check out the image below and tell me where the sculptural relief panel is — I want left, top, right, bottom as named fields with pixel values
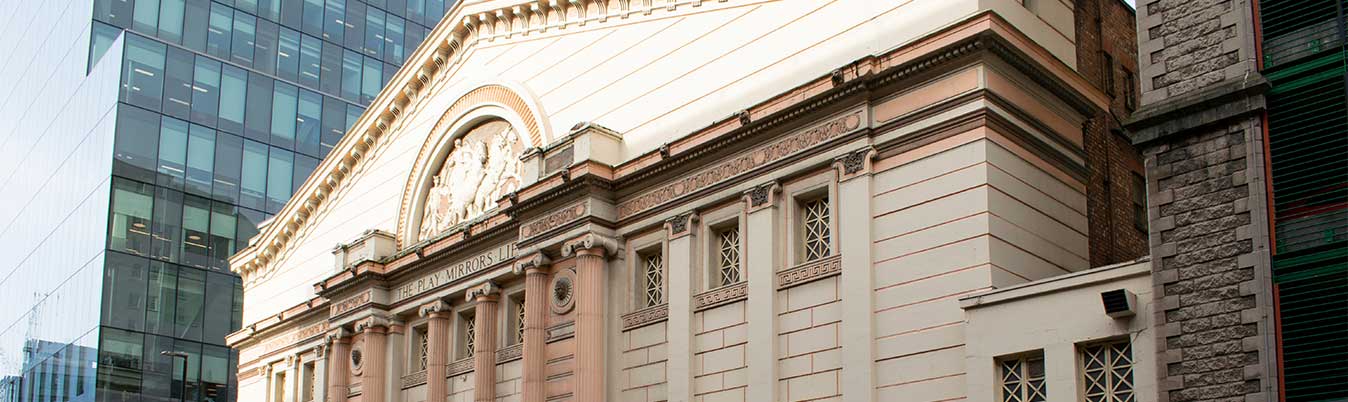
left=418, top=119, right=525, bottom=241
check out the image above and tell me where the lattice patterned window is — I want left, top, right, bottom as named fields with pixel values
left=462, top=315, right=476, bottom=358
left=1082, top=341, right=1135, bottom=402
left=416, top=327, right=429, bottom=371
left=716, top=227, right=742, bottom=287
left=642, top=251, right=665, bottom=307
left=999, top=353, right=1046, bottom=402
left=303, top=362, right=316, bottom=402
left=801, top=197, right=831, bottom=261
left=515, top=297, right=526, bottom=344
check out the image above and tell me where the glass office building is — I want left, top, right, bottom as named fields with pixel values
left=0, top=0, right=449, bottom=401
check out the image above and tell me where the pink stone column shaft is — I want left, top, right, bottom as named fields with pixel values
left=327, top=337, right=351, bottom=402
left=361, top=326, right=388, bottom=402
left=522, top=268, right=549, bottom=402
left=575, top=248, right=607, bottom=402
left=426, top=311, right=451, bottom=402
left=473, top=294, right=499, bottom=402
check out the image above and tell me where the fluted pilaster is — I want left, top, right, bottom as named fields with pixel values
left=523, top=266, right=549, bottom=402
left=574, top=247, right=607, bottom=402
left=327, top=335, right=351, bottom=402
left=361, top=326, right=388, bottom=402
left=421, top=301, right=452, bottom=402
left=471, top=283, right=500, bottom=402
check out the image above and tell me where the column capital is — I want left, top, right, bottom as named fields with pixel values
left=665, top=212, right=698, bottom=239
left=314, top=343, right=328, bottom=358
left=467, top=281, right=501, bottom=302
left=742, top=181, right=781, bottom=213
left=833, top=146, right=876, bottom=182
left=514, top=252, right=551, bottom=276
left=326, top=328, right=352, bottom=345
left=418, top=300, right=451, bottom=317
left=560, top=233, right=621, bottom=257
left=354, top=316, right=391, bottom=333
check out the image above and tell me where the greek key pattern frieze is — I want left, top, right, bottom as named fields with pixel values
left=693, top=281, right=748, bottom=312
left=400, top=371, right=428, bottom=389
left=448, top=358, right=475, bottom=377
left=621, top=303, right=669, bottom=331
left=617, top=111, right=863, bottom=219
left=777, top=254, right=843, bottom=290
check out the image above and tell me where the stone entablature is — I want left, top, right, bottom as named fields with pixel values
left=229, top=12, right=1121, bottom=402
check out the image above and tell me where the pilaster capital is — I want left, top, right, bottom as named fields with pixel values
left=353, top=315, right=391, bottom=333
left=742, top=181, right=781, bottom=213
left=513, top=251, right=551, bottom=275
left=314, top=343, right=328, bottom=358
left=418, top=300, right=451, bottom=317
left=560, top=233, right=621, bottom=257
left=467, top=281, right=501, bottom=302
left=665, top=212, right=698, bottom=239
left=833, top=146, right=876, bottom=182
left=326, top=328, right=353, bottom=345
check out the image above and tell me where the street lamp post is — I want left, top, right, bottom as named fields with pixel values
left=161, top=351, right=190, bottom=402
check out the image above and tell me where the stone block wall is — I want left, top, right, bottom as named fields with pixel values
left=620, top=321, right=669, bottom=402
left=1140, top=119, right=1274, bottom=402
left=776, top=276, right=842, bottom=402
left=693, top=300, right=748, bottom=402
left=1136, top=0, right=1256, bottom=104
left=495, top=359, right=523, bottom=401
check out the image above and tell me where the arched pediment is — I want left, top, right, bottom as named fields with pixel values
left=397, top=84, right=549, bottom=246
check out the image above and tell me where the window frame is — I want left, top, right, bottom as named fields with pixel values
left=625, top=230, right=668, bottom=310
left=1078, top=338, right=1136, bottom=402
left=996, top=350, right=1047, bottom=402
left=783, top=171, right=839, bottom=266
left=455, top=307, right=475, bottom=361
left=699, top=202, right=746, bottom=291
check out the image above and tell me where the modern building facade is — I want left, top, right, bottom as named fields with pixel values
left=0, top=0, right=449, bottom=401
left=225, top=1, right=1174, bottom=402
left=1126, top=1, right=1347, bottom=402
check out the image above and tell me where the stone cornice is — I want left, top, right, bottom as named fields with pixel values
left=1123, top=75, right=1269, bottom=146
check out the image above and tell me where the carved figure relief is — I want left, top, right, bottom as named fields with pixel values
left=418, top=119, right=524, bottom=241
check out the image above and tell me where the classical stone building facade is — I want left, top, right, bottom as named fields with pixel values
left=227, top=1, right=1167, bottom=402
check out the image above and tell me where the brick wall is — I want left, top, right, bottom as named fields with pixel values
left=1076, top=0, right=1150, bottom=267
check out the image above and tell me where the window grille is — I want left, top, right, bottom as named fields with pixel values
left=802, top=198, right=831, bottom=261
left=516, top=297, right=526, bottom=344
left=417, top=328, right=429, bottom=371
left=463, top=317, right=475, bottom=358
left=643, top=252, right=664, bottom=307
left=999, top=354, right=1046, bottom=402
left=717, top=227, right=742, bottom=286
left=1082, top=341, right=1135, bottom=402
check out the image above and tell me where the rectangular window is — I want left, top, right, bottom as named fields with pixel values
left=122, top=35, right=166, bottom=111
left=154, top=116, right=188, bottom=190
left=1102, top=52, right=1115, bottom=98
left=114, top=105, right=162, bottom=184
left=175, top=266, right=206, bottom=341
left=276, top=27, right=301, bottom=82
left=163, top=47, right=195, bottom=121
left=244, top=72, right=274, bottom=143
left=150, top=186, right=184, bottom=263
left=237, top=0, right=258, bottom=13
left=95, top=328, right=144, bottom=397
left=146, top=262, right=179, bottom=336
left=214, top=131, right=244, bottom=203
left=299, top=33, right=323, bottom=88
left=1081, top=341, right=1135, bottom=402
left=89, top=21, right=121, bottom=72
left=203, top=271, right=236, bottom=343
left=1132, top=173, right=1147, bottom=232
left=93, top=0, right=133, bottom=27
left=320, top=41, right=344, bottom=95
left=239, top=139, right=269, bottom=211
left=231, top=11, right=257, bottom=67
left=1124, top=69, right=1137, bottom=112
left=206, top=2, right=233, bottom=60
left=460, top=313, right=476, bottom=359
left=324, top=0, right=346, bottom=43
left=103, top=252, right=149, bottom=331
left=185, top=123, right=216, bottom=197
left=202, top=345, right=231, bottom=401
left=272, top=371, right=286, bottom=402
left=281, top=0, right=303, bottom=26
left=341, top=49, right=362, bottom=101
left=427, top=0, right=445, bottom=25
left=361, top=55, right=381, bottom=104
left=301, top=361, right=316, bottom=401
left=189, top=57, right=221, bottom=126
left=800, top=196, right=831, bottom=262
left=271, top=81, right=298, bottom=148
left=385, top=15, right=405, bottom=64
left=266, top=147, right=295, bottom=213
left=320, top=96, right=346, bottom=157
left=254, top=18, right=280, bottom=76
left=209, top=202, right=238, bottom=269
left=297, top=89, right=323, bottom=157
left=344, top=1, right=366, bottom=51
left=998, top=352, right=1046, bottom=402
left=641, top=249, right=664, bottom=307
left=181, top=195, right=212, bottom=269
left=159, top=0, right=186, bottom=44
left=303, top=0, right=325, bottom=35
left=133, top=0, right=161, bottom=34
left=415, top=325, right=430, bottom=372
left=258, top=0, right=281, bottom=21
left=183, top=0, right=210, bottom=52
left=364, top=7, right=385, bottom=58
left=715, top=226, right=742, bottom=287
left=219, top=64, right=248, bottom=135
left=406, top=0, right=425, bottom=26
left=515, top=296, right=526, bottom=345
left=111, top=178, right=155, bottom=256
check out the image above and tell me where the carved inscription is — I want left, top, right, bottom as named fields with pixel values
left=246, top=321, right=331, bottom=362
left=617, top=111, right=863, bottom=219
left=330, top=290, right=373, bottom=317
left=392, top=243, right=516, bottom=302
left=520, top=201, right=587, bottom=239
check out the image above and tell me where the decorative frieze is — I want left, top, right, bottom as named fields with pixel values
left=693, top=282, right=748, bottom=312
left=244, top=321, right=330, bottom=363
left=777, top=254, right=843, bottom=290
left=448, top=358, right=475, bottom=376
left=391, top=243, right=516, bottom=303
left=400, top=371, right=428, bottom=389
left=617, top=110, right=863, bottom=219
left=520, top=200, right=588, bottom=239
left=496, top=343, right=524, bottom=363
left=621, top=304, right=669, bottom=331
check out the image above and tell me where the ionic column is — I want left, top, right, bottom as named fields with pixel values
left=358, top=321, right=388, bottom=402
left=743, top=182, right=781, bottom=402
left=420, top=301, right=452, bottom=402
left=469, top=282, right=501, bottom=402
left=517, top=254, right=551, bottom=402
left=326, top=331, right=352, bottom=402
left=835, top=148, right=876, bottom=402
left=564, top=235, right=616, bottom=402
